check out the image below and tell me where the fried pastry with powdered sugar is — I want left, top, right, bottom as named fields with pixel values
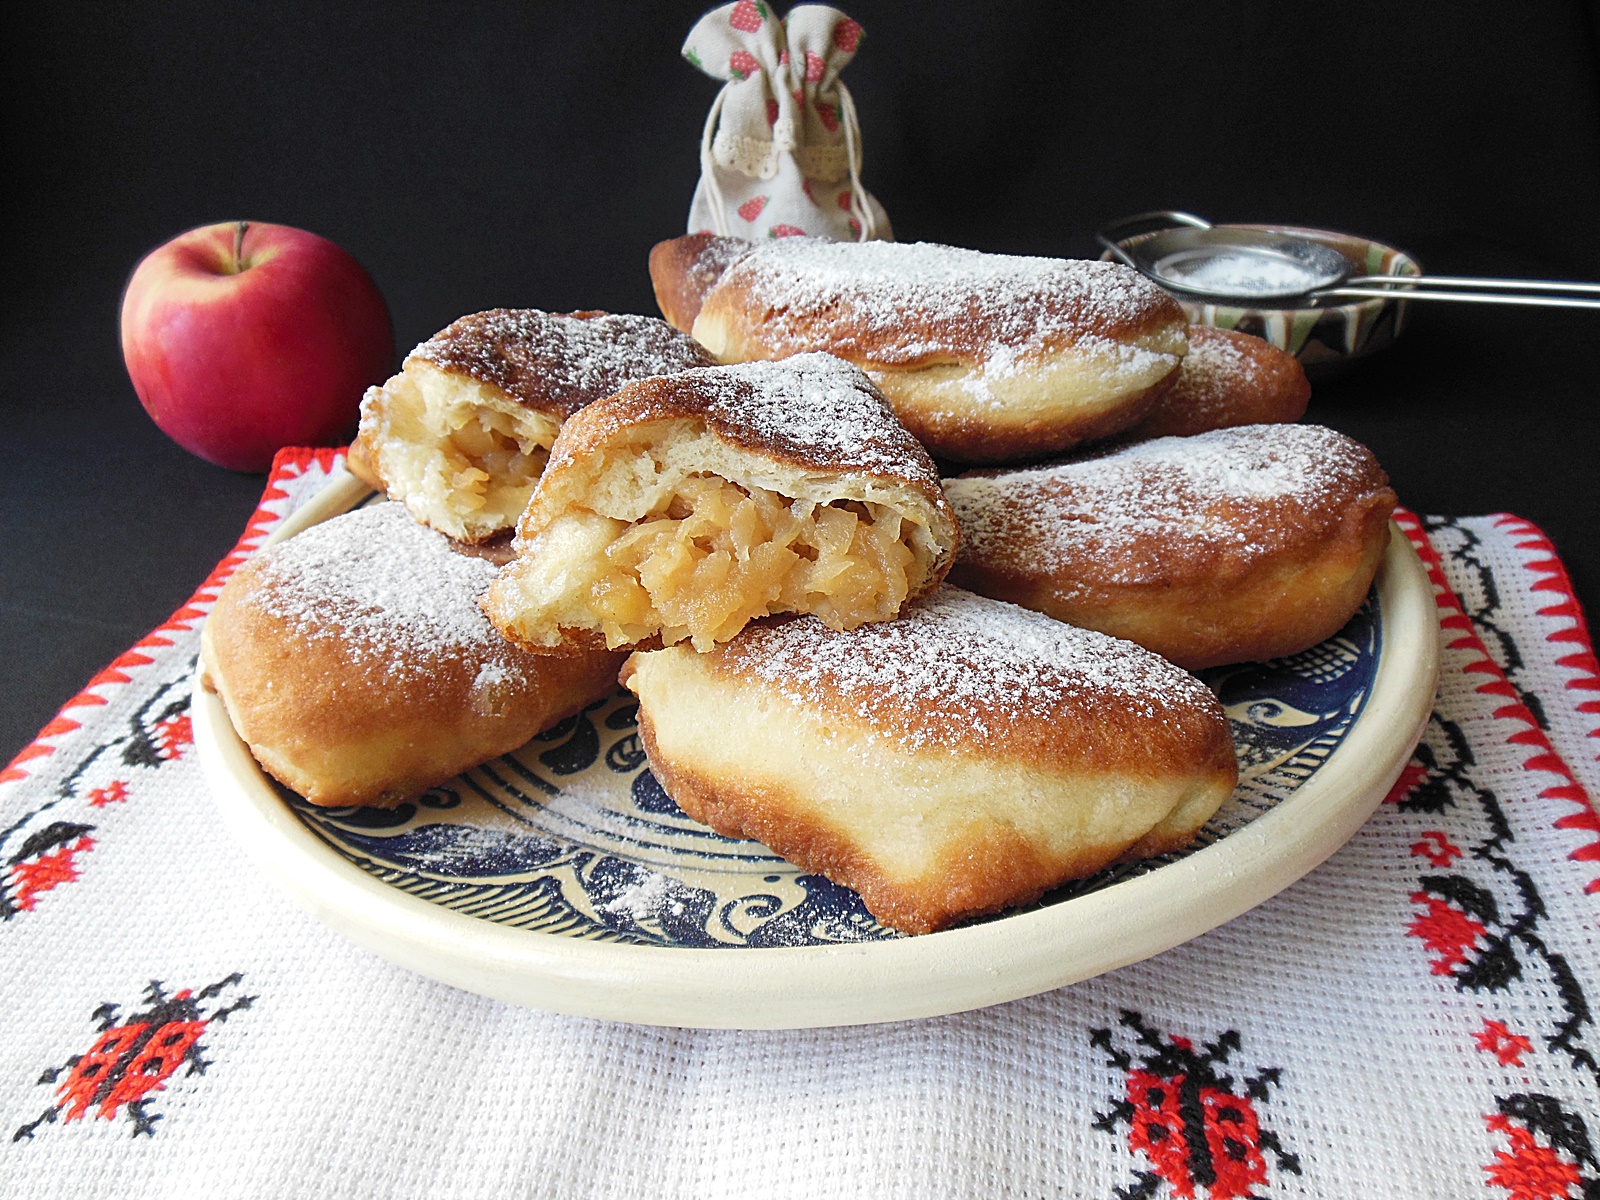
left=351, top=309, right=715, bottom=543
left=945, top=424, right=1396, bottom=669
left=623, top=586, right=1238, bottom=935
left=649, top=233, right=1189, bottom=464
left=202, top=503, right=623, bottom=808
left=483, top=353, right=959, bottom=655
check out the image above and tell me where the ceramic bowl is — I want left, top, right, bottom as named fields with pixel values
left=1102, top=224, right=1423, bottom=380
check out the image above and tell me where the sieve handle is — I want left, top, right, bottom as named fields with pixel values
left=1346, top=274, right=1600, bottom=297
left=1321, top=287, right=1600, bottom=310
left=1096, top=211, right=1212, bottom=268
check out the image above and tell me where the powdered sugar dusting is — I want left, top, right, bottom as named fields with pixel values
left=411, top=309, right=714, bottom=416
left=947, top=425, right=1382, bottom=583
left=250, top=503, right=526, bottom=681
left=602, top=872, right=687, bottom=921
left=721, top=586, right=1214, bottom=752
left=1176, top=328, right=1262, bottom=411
left=721, top=239, right=1179, bottom=365
left=678, top=354, right=939, bottom=480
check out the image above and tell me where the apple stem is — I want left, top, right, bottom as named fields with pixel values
left=232, top=221, right=249, bottom=273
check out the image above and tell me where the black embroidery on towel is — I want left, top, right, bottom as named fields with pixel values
left=13, top=974, right=255, bottom=1140
left=1091, top=1010, right=1300, bottom=1200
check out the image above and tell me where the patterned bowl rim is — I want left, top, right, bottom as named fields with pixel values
left=194, top=469, right=1440, bottom=1029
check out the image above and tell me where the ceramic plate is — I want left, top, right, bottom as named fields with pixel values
left=194, top=469, right=1439, bottom=1028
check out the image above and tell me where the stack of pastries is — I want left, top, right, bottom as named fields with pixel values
left=202, top=234, right=1396, bottom=935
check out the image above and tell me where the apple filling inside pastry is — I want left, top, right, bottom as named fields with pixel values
left=494, top=467, right=936, bottom=652
left=359, top=362, right=560, bottom=542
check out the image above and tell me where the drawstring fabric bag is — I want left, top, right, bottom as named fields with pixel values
left=683, top=2, right=892, bottom=242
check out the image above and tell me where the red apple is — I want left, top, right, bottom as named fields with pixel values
left=120, top=220, right=394, bottom=472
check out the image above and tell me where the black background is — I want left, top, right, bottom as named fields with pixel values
left=4, top=1, right=1599, bottom=765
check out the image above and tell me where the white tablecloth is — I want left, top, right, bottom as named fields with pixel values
left=3, top=448, right=1597, bottom=1198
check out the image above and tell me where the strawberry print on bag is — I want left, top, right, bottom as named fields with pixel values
left=683, top=4, right=890, bottom=242
left=728, top=0, right=767, bottom=33
left=13, top=974, right=255, bottom=1140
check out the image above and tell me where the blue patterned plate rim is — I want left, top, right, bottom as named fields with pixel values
left=195, top=468, right=1440, bottom=1028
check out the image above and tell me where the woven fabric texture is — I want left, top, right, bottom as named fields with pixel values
left=1, top=451, right=1596, bottom=1199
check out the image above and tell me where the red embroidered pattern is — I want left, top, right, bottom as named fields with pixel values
left=8, top=835, right=94, bottom=912
left=1093, top=1012, right=1299, bottom=1199
left=55, top=1022, right=151, bottom=1121
left=0, top=449, right=343, bottom=919
left=86, top=780, right=128, bottom=808
left=1484, top=1113, right=1584, bottom=1200
left=1385, top=760, right=1429, bottom=803
left=1474, top=1020, right=1533, bottom=1067
left=1388, top=513, right=1600, bottom=1198
left=15, top=975, right=255, bottom=1139
left=154, top=714, right=192, bottom=761
left=1407, top=892, right=1487, bottom=976
left=1393, top=510, right=1600, bottom=893
left=1491, top=515, right=1600, bottom=872
left=1411, top=830, right=1464, bottom=867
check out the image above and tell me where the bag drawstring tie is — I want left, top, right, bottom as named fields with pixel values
left=699, top=76, right=874, bottom=242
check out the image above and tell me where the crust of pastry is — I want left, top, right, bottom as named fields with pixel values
left=1120, top=325, right=1310, bottom=442
left=621, top=588, right=1237, bottom=934
left=649, top=233, right=750, bottom=333
left=650, top=234, right=1190, bottom=463
left=484, top=354, right=960, bottom=654
left=201, top=505, right=623, bottom=808
left=353, top=309, right=715, bottom=543
left=945, top=424, right=1397, bottom=669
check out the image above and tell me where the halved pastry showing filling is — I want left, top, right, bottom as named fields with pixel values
left=351, top=309, right=715, bottom=543
left=484, top=354, right=960, bottom=653
left=353, top=357, right=560, bottom=539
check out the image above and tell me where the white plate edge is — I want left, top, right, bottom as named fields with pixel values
left=193, top=479, right=1440, bottom=1029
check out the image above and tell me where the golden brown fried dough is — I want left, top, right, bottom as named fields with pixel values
left=623, top=586, right=1238, bottom=935
left=1120, top=325, right=1310, bottom=442
left=483, top=353, right=959, bottom=654
left=650, top=234, right=1189, bottom=464
left=353, top=309, right=715, bottom=543
left=202, top=503, right=623, bottom=807
left=648, top=233, right=750, bottom=334
left=944, top=425, right=1396, bottom=670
